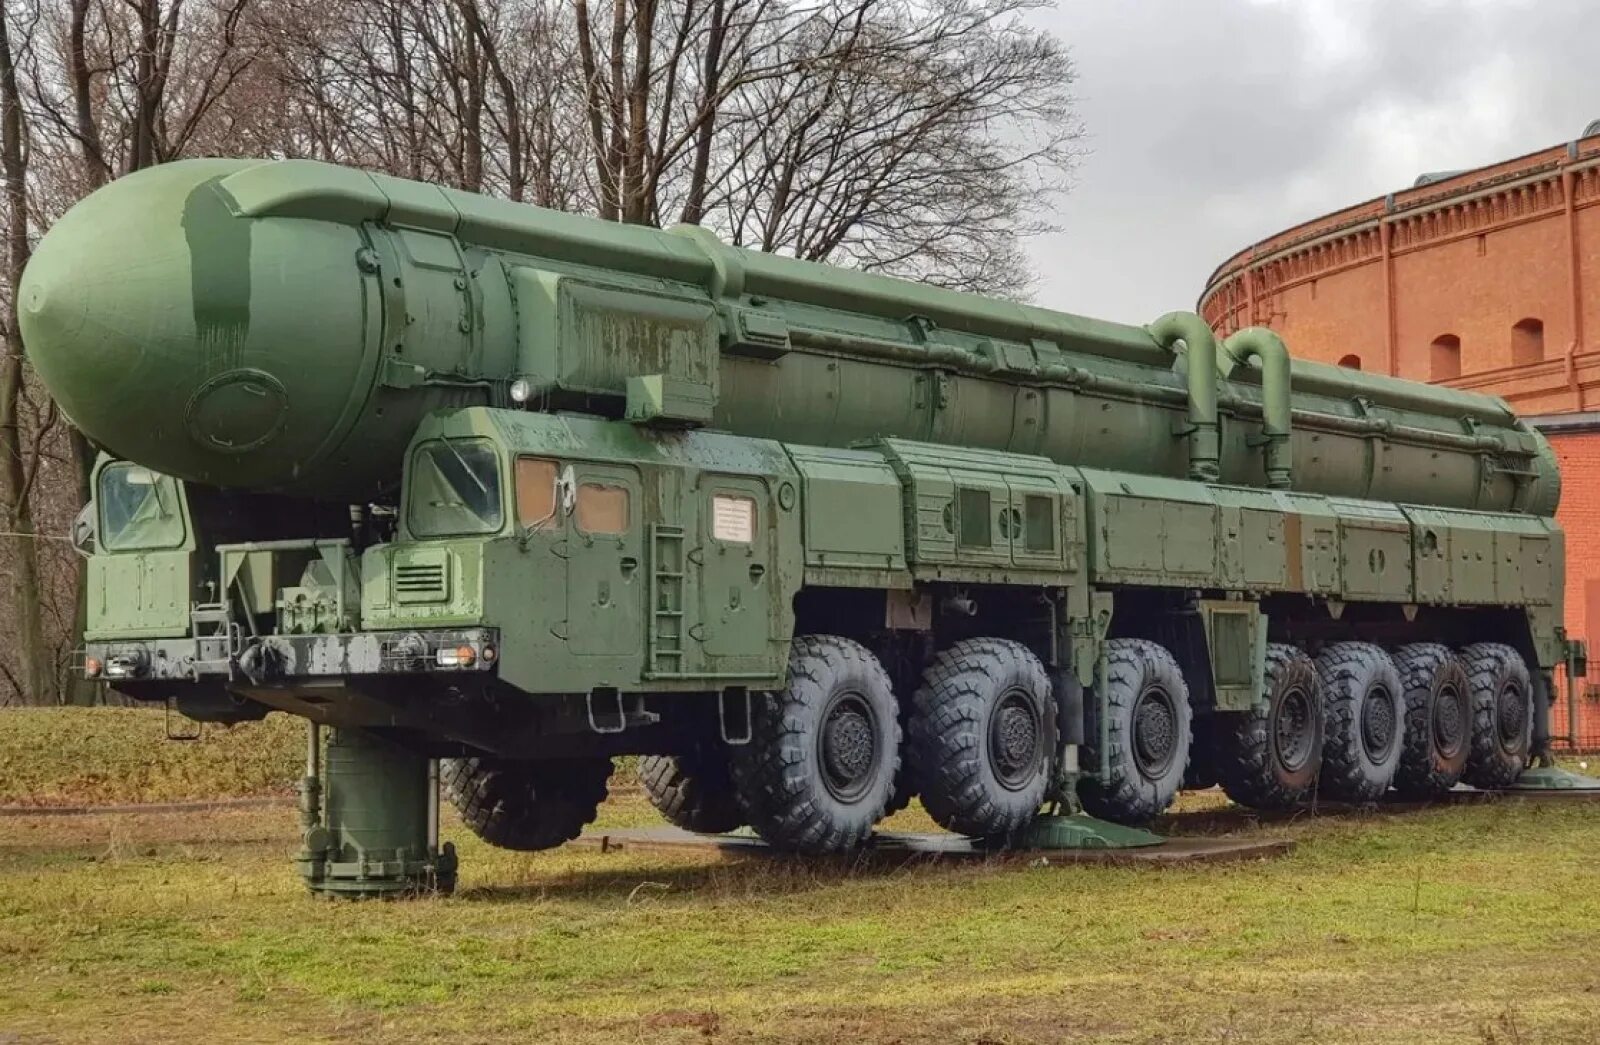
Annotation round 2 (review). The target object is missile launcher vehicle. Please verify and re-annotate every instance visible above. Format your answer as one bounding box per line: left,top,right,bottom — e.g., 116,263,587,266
22,158,1587,894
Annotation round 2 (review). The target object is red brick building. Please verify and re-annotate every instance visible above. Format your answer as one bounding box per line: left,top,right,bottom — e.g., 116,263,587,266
1199,125,1600,747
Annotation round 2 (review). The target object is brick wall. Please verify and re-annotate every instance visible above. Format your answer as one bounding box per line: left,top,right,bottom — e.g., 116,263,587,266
1550,430,1600,747
1200,135,1600,747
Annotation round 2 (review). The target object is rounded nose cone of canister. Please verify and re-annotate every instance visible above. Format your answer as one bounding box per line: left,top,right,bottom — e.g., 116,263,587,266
20,159,375,495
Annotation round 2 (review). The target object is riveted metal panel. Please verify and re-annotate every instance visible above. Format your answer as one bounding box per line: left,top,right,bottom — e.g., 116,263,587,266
1210,486,1289,592
1404,506,1454,604
1402,505,1561,607
783,445,907,575
1274,493,1341,595
1198,600,1266,712
1329,498,1413,601
875,439,1077,582
1079,470,1219,587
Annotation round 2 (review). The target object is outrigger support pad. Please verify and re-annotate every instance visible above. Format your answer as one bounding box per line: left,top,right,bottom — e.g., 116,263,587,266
296,726,457,898
1011,812,1165,850
1510,765,1600,792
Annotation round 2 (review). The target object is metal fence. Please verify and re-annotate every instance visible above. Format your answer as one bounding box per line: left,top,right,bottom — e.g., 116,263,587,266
1551,673,1600,752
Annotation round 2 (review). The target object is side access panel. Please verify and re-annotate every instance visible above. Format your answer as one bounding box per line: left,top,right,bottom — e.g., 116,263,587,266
86,550,193,639
783,445,909,588
1328,498,1413,602
1197,599,1267,711
1211,486,1290,592
1077,470,1219,588
695,473,783,665
1277,493,1342,596
875,439,1077,584
1403,506,1560,607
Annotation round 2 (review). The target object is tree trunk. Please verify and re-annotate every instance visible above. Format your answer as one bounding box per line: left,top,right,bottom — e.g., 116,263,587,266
0,5,51,704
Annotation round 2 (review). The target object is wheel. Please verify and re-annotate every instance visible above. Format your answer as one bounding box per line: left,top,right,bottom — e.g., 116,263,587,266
1079,638,1192,823
1316,642,1404,802
728,635,901,853
1459,642,1534,790
1219,643,1324,810
1183,714,1219,791
440,756,612,851
882,682,917,819
638,746,745,834
908,638,1057,837
882,762,916,818
1391,643,1472,798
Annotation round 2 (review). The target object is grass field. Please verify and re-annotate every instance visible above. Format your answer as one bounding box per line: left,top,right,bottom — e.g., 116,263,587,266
3,709,1600,1043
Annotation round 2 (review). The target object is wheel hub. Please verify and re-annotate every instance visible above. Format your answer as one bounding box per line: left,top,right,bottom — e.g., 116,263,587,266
820,695,878,801
1496,682,1527,746
1360,686,1396,761
1272,686,1316,773
1132,686,1178,775
989,690,1042,790
1433,683,1466,754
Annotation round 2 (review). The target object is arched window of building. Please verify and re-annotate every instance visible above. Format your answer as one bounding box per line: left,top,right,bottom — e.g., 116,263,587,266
1337,353,1362,370
1512,318,1545,365
1430,334,1462,381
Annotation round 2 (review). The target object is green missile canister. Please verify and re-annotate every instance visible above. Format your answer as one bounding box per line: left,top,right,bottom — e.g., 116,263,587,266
21,158,1559,515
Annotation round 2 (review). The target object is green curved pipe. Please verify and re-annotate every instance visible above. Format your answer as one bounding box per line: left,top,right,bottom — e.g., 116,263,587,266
1147,311,1220,482
1221,327,1293,489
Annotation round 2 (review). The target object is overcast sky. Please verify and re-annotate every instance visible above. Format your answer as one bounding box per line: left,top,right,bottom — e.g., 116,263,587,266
1026,0,1600,324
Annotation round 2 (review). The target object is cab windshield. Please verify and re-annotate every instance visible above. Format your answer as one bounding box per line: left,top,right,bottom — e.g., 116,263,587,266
99,463,186,551
408,438,504,537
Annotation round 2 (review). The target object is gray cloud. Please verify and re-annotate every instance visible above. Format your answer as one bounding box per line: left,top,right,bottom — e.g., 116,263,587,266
1027,0,1600,324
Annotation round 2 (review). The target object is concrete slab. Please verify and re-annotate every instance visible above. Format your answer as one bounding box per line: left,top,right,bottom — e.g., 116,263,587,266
572,826,1293,866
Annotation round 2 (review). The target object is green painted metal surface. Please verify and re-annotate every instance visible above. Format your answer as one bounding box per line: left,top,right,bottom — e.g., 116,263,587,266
21,158,1560,517
298,729,456,897
1509,766,1600,791
1011,813,1164,850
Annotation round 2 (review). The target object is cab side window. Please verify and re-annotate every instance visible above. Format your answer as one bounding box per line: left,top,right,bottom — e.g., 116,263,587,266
515,457,560,530
576,482,630,536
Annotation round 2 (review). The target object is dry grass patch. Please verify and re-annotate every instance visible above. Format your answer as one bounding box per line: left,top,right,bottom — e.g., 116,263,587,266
4,791,1600,1043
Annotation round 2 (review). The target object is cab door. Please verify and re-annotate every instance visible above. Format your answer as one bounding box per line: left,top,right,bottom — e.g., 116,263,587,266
565,463,644,657
697,475,777,663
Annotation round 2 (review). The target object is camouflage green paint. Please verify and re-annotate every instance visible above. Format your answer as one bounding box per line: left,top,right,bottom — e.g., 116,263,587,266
19,158,1560,516
180,178,252,362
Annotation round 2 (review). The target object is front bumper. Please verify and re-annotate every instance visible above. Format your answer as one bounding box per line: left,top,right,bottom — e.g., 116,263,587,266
85,628,500,684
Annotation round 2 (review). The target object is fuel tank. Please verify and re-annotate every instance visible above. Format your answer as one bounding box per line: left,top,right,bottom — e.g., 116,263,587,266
20,158,1560,515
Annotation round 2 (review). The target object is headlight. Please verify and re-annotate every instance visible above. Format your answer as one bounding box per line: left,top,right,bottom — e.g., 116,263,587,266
435,644,477,668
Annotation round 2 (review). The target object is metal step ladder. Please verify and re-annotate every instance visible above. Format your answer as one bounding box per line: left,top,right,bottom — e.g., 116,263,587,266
647,524,687,678
189,601,241,678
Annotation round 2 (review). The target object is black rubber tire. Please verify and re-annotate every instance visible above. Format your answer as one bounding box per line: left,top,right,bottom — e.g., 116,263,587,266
882,763,916,818
638,747,745,834
1315,642,1404,802
440,756,612,851
728,635,901,853
908,638,1058,837
1183,715,1220,791
1219,643,1324,810
1460,642,1534,790
1079,638,1192,823
1391,643,1472,798
882,686,917,818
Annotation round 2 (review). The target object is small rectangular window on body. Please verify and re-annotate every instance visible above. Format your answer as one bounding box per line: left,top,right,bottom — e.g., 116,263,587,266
957,487,992,548
712,494,756,543
515,457,560,530
576,482,630,535
1024,495,1055,553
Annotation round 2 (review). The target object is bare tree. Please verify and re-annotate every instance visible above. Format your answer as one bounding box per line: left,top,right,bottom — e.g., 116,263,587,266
0,0,51,704
0,0,265,703
0,0,1078,701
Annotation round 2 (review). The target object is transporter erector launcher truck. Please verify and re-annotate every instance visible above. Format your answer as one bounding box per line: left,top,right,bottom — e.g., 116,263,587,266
20,158,1587,893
